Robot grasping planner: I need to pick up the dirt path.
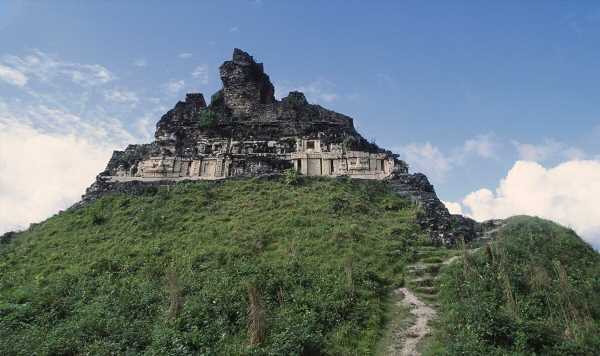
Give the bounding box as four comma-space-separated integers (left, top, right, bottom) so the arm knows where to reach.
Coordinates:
387, 287, 436, 356
386, 245, 487, 355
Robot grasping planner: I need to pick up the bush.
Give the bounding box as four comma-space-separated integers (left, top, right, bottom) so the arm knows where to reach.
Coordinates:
430, 216, 600, 355
282, 168, 300, 185
198, 110, 218, 128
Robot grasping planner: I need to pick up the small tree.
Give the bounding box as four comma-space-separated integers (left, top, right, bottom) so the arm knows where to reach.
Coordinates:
283, 168, 300, 185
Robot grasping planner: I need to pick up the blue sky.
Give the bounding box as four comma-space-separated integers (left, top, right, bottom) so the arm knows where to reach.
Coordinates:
1, 1, 600, 246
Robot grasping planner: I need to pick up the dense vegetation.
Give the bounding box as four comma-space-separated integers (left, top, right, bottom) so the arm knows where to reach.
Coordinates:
0, 177, 428, 355
198, 109, 218, 128
426, 216, 600, 355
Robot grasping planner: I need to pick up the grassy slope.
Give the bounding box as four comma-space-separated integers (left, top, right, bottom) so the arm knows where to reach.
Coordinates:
425, 216, 600, 356
0, 177, 429, 356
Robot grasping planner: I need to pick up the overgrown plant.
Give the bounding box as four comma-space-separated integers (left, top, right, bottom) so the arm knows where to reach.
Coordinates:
198, 109, 218, 128
247, 284, 266, 347
430, 216, 600, 355
282, 168, 300, 185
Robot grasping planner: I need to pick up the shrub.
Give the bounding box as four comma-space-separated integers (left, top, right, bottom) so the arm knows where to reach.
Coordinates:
430, 216, 600, 355
282, 168, 300, 185
198, 110, 218, 128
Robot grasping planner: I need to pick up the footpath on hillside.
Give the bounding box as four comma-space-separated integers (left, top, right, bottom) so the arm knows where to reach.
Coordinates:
384, 246, 455, 356
380, 241, 488, 356
381, 224, 501, 356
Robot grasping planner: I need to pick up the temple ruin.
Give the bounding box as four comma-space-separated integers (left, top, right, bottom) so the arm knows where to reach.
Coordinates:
88, 48, 479, 244
102, 49, 407, 182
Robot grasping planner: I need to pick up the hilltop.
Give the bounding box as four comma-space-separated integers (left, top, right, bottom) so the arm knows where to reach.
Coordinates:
2, 178, 598, 355
86, 48, 479, 245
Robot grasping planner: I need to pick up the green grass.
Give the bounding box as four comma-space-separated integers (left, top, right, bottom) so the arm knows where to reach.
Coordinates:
0, 177, 429, 355
427, 216, 600, 356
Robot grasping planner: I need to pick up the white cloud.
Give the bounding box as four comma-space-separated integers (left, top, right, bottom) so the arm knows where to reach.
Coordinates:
165, 79, 185, 95
0, 120, 113, 233
442, 200, 463, 215
463, 134, 497, 159
397, 142, 452, 182
133, 105, 167, 142
0, 64, 28, 86
455, 160, 600, 248
104, 89, 139, 105
396, 134, 498, 182
191, 65, 209, 85
3, 49, 115, 86
229, 26, 239, 33
178, 53, 193, 59
69, 64, 113, 85
0, 95, 142, 235
0, 98, 136, 148
513, 139, 586, 162
133, 58, 147, 67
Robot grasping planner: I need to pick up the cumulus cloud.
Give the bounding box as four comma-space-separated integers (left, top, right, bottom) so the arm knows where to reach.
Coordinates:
442, 200, 463, 215
450, 160, 600, 248
463, 134, 498, 159
0, 51, 171, 235
3, 49, 115, 86
398, 142, 452, 182
396, 134, 498, 182
0, 120, 113, 233
0, 64, 27, 86
0, 95, 140, 235
513, 139, 586, 162
191, 65, 209, 85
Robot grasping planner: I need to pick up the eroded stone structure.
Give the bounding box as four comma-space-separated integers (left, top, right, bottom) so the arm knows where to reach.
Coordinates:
87, 49, 478, 244
100, 49, 406, 182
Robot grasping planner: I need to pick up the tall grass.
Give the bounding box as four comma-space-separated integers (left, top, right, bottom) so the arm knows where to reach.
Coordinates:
0, 177, 424, 355
431, 216, 600, 355
247, 285, 266, 346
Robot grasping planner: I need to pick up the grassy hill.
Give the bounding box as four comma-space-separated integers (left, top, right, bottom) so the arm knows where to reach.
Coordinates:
0, 177, 428, 355
424, 216, 600, 356
2, 177, 599, 355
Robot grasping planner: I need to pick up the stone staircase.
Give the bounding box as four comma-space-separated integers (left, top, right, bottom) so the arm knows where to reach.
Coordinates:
405, 247, 459, 307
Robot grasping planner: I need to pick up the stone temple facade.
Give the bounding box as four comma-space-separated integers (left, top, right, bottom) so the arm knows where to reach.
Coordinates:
101, 49, 407, 182
87, 49, 480, 245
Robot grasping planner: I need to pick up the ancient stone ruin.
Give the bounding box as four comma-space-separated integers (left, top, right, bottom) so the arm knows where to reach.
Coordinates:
86, 49, 479, 244
102, 49, 406, 182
